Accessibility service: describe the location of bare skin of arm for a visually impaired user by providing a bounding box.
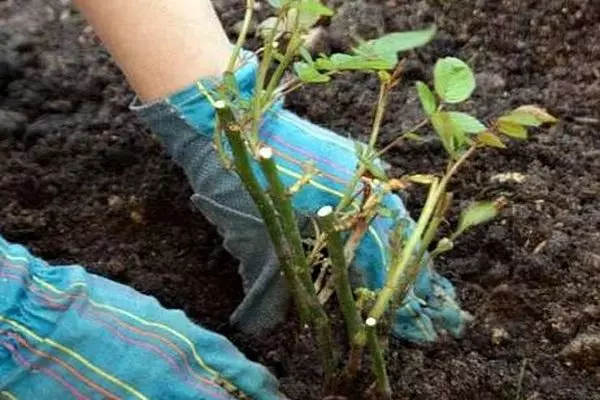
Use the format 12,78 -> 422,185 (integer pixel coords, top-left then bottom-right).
73,0 -> 233,102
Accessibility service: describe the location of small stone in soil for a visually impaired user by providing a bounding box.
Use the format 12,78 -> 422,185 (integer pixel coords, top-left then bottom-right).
491,327 -> 510,345
0,109 -> 27,139
476,72 -> 507,93
560,332 -> 600,368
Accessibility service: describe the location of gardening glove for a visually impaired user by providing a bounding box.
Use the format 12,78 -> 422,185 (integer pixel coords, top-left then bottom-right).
0,235 -> 284,399
131,52 -> 469,342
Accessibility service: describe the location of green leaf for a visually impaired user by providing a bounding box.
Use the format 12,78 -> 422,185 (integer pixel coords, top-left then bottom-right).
314,55 -> 334,70
287,0 -> 333,30
448,112 -> 486,133
403,132 -> 422,142
434,57 -> 476,103
514,105 -> 558,123
499,105 -> 558,127
355,26 -> 436,66
299,46 -> 314,64
327,53 -> 395,71
476,131 -> 506,148
430,111 -> 466,155
498,113 -> 540,127
286,8 -> 317,30
408,174 -> 437,184
293,62 -> 331,83
497,120 -> 528,139
416,81 -> 436,115
430,237 -> 454,258
454,199 -> 505,237
257,17 -> 281,40
298,0 -> 334,17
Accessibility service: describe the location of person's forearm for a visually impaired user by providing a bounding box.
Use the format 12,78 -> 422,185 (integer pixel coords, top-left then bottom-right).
74,0 -> 233,101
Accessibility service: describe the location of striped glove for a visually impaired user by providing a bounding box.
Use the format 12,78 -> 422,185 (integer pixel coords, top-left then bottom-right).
0,236 -> 284,400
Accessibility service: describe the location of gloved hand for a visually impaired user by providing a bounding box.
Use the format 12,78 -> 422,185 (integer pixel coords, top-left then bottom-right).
132,52 -> 469,342
0,235 -> 284,400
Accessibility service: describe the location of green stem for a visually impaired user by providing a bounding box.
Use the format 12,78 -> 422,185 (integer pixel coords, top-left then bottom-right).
317,206 -> 363,344
368,83 -> 388,149
376,118 -> 428,157
347,341 -> 364,378
258,147 -> 308,276
391,192 -> 452,307
415,192 -> 452,264
369,178 -> 441,320
263,36 -> 303,101
366,320 -> 391,399
337,82 -> 390,213
251,15 -> 283,141
227,0 -> 255,73
258,147 -> 337,379
215,104 -> 311,322
263,0 -> 303,100
369,145 -> 477,321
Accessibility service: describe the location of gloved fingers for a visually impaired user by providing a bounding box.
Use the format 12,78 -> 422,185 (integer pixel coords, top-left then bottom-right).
0,236 -> 284,400
391,291 -> 469,343
400,265 -> 470,340
391,296 -> 437,343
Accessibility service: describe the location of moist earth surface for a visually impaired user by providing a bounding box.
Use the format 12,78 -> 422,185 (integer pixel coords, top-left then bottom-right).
1,0 -> 599,399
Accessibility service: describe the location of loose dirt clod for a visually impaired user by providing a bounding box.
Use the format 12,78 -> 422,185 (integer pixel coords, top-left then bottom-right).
560,332 -> 600,368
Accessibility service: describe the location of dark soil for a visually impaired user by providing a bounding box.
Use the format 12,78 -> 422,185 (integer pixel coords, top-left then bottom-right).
1,0 -> 599,399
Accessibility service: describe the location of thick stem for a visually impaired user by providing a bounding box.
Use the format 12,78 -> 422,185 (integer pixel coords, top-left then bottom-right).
317,206 -> 363,343
366,318 -> 391,399
216,104 -> 311,323
347,343 -> 364,378
258,147 -> 337,379
258,147 -> 308,276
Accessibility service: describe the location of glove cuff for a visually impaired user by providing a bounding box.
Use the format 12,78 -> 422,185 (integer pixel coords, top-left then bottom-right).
130,50 -> 259,136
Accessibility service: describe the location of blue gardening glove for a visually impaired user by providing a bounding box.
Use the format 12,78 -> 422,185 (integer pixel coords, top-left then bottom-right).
0,236 -> 284,400
132,52 -> 469,342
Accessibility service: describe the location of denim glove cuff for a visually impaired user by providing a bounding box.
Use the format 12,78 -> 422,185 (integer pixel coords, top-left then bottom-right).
131,50 -> 258,136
